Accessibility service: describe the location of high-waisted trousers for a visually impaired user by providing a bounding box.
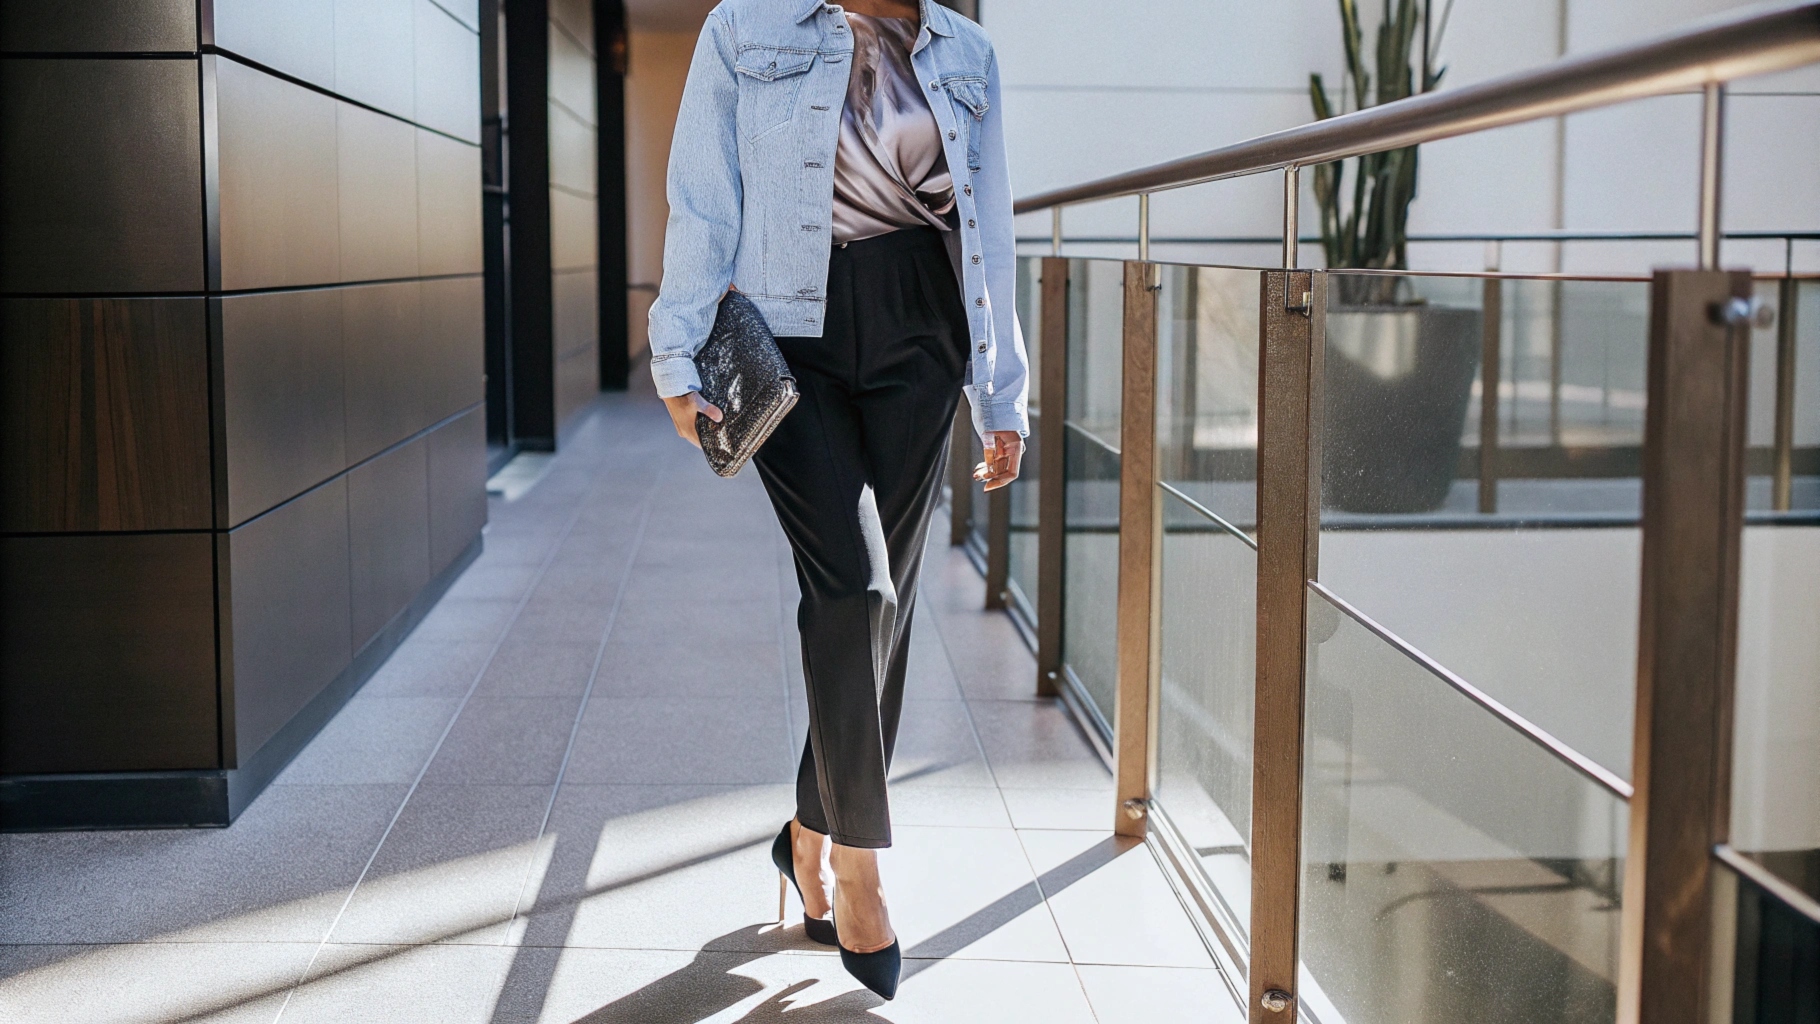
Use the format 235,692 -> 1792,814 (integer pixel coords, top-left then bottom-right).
753,227 -> 968,849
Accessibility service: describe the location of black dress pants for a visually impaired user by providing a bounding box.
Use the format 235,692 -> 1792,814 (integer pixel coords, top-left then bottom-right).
753,227 -> 969,849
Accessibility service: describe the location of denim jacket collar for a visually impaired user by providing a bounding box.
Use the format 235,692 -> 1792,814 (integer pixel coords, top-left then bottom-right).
791,0 -> 956,37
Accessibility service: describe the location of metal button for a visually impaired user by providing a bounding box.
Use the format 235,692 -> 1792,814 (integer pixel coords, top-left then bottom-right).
930,81 -> 939,91
947,129 -> 956,140
976,341 -> 987,353
967,219 -> 975,228
963,184 -> 972,196
971,254 -> 981,264
975,297 -> 985,307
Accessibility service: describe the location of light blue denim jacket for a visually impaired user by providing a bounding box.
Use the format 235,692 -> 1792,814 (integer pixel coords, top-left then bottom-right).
646,0 -> 1029,438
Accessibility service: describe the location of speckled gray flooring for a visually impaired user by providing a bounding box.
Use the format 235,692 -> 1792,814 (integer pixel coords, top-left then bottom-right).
0,384 -> 1235,1024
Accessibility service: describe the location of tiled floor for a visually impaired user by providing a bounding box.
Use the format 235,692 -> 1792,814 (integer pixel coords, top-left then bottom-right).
0,387 -> 1239,1024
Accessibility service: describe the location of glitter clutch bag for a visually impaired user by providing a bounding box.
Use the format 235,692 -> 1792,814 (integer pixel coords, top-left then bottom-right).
694,291 -> 798,478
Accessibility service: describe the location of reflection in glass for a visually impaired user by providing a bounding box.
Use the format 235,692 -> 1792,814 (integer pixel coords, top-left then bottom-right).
1157,265 -> 1261,527
1061,259 -> 1124,733
1156,487 -> 1256,939
1299,585 -> 1627,1024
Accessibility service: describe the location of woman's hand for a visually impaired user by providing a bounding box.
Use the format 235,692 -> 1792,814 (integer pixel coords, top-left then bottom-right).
974,431 -> 1024,491
662,391 -> 724,449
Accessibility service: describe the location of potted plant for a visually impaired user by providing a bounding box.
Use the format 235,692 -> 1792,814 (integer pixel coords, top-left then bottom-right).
1310,0 -> 1482,514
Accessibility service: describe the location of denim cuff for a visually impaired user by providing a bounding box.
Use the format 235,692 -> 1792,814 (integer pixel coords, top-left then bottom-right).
649,353 -> 702,398
978,400 -> 1028,437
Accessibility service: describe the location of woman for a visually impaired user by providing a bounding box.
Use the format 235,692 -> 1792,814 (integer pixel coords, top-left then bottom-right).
646,0 -> 1027,1001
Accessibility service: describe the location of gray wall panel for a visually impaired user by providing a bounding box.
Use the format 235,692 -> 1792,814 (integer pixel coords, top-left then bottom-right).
548,103 -> 596,197
548,0 -> 595,121
556,339 -> 598,431
414,0 -> 481,143
217,58 -> 340,291
224,476 -> 352,765
220,289 -> 347,526
550,187 -> 597,272
552,267 -> 598,358
426,408 -> 486,576
210,0 -> 333,87
347,437 -> 430,649
417,130 -> 483,276
334,0 -> 416,121
429,0 -> 480,33
1,533 -> 218,774
1,0 -> 197,53
0,60 -> 203,294
338,102 -> 421,283
342,281 -> 427,462
421,276 -> 486,422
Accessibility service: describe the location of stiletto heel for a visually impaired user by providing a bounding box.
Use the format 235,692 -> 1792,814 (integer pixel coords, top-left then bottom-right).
770,821 -> 837,945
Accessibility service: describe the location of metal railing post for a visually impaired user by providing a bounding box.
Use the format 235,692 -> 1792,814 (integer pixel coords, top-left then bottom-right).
1618,267 -> 1752,1024
1480,274 -> 1504,514
1773,252 -> 1798,511
1698,83 -> 1727,271
1113,258 -> 1162,839
1035,257 -> 1069,697
949,404 -> 973,546
1249,268 -> 1325,1024
984,484 -> 1010,609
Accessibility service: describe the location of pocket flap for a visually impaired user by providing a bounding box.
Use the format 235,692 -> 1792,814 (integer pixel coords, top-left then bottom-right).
736,47 -> 816,82
943,77 -> 989,118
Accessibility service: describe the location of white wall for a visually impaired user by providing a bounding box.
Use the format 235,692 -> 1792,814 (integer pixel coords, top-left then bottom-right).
985,0 -> 1820,275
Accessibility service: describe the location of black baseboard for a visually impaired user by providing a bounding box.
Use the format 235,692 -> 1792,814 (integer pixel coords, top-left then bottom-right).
0,534 -> 484,832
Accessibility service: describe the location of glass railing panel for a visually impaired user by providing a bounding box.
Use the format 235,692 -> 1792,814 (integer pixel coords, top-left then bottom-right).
1320,271 -> 1647,784
1744,275 -> 1820,513
1299,584 -> 1628,1024
1732,273 -> 1820,899
1061,258 -> 1125,732
1156,485 -> 1256,940
1157,264 -> 1261,527
1006,256 -> 1045,623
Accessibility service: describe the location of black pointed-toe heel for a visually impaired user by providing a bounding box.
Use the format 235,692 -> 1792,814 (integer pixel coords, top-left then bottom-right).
770,821 -> 837,945
838,935 -> 902,1001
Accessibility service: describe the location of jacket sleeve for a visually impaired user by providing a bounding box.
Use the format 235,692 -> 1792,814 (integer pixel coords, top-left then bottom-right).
645,9 -> 742,398
971,48 -> 1030,438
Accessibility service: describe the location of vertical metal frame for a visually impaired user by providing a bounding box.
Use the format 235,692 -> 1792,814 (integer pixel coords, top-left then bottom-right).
1113,259 -> 1162,839
949,405 -> 973,546
1479,277 -> 1503,514
1249,268 -> 1325,1023
1618,268 -> 1752,1024
984,486 -> 1010,609
1035,257 -> 1069,697
1773,271 -> 1799,512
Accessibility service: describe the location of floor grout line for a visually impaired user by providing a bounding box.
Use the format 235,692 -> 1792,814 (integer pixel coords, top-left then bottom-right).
267,406 -> 621,1024
502,456 -> 665,933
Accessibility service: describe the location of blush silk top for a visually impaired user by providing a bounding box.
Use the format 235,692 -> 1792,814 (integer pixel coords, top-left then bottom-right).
830,14 -> 956,243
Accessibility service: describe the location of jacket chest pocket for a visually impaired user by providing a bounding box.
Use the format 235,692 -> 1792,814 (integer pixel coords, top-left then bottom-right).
735,47 -> 816,141
943,76 -> 988,172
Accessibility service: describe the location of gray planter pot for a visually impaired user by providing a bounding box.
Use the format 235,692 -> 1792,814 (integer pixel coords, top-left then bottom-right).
1323,304 -> 1483,513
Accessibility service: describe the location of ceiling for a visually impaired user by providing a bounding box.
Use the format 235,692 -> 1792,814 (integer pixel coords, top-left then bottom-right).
625,0 -> 720,33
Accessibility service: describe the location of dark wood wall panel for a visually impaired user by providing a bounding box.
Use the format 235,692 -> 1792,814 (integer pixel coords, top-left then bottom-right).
415,0 -> 482,142
0,0 -> 197,53
0,533 -> 218,773
1,298 -> 212,533
427,407 -> 487,576
348,438 -> 431,649
338,103 -> 421,283
0,60 -> 203,294
218,290 -> 347,526
421,276 -> 487,423
417,130 -> 484,276
222,477 -> 352,766
216,57 -> 340,291
343,281 -> 429,462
